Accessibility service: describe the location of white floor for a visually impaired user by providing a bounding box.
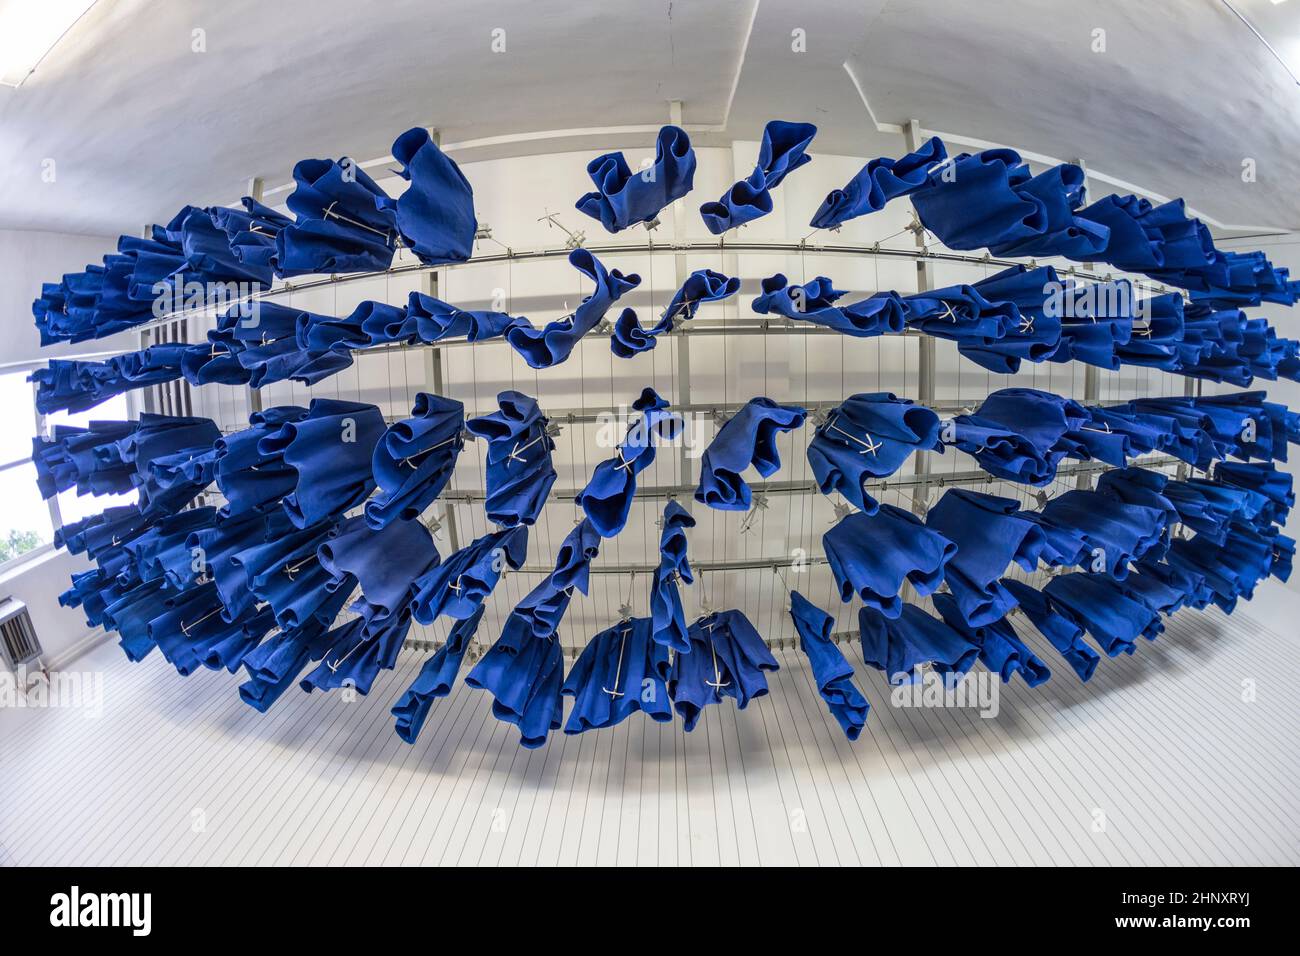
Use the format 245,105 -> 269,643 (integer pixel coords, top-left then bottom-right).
2,588 -> 1298,866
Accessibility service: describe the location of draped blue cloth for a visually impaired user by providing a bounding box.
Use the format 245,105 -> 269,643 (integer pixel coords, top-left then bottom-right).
32,351 -> 190,414
465,390 -> 557,526
695,397 -> 807,510
103,579 -> 170,662
55,504 -> 152,557
810,136 -> 946,229
179,509 -> 294,615
932,592 -> 1051,687
902,282 -> 1020,350
260,398 -> 386,529
276,158 -> 396,276
858,604 -> 980,685
1043,280 -> 1135,370
649,500 -> 695,652
668,609 -> 778,731
1115,293 -> 1185,370
506,249 -> 640,367
1043,573 -> 1163,654
824,505 -> 955,616
577,388 -> 681,536
576,125 -> 696,232
214,406 -> 308,519
807,392 -> 940,513
1000,577 -> 1099,681
118,507 -> 215,587
373,127 -> 477,264
562,617 -> 673,733
925,489 -> 1051,626
957,265 -> 1063,373
701,120 -> 816,233
391,606 -> 485,743
513,518 -> 601,639
228,518 -> 344,629
365,392 -> 465,528
299,610 -> 413,695
200,605 -> 277,674
318,516 -> 439,624
790,591 -> 869,739
1214,461 -> 1294,526
148,582 -> 247,677
948,388 -> 1089,485
1035,488 -> 1170,578
174,205 -> 274,287
237,595 -> 349,712
751,274 -> 907,338
296,300 -> 412,352
33,420 -> 138,499
610,268 -> 739,356
465,611 -> 565,748
411,526 -> 529,624
211,197 -> 291,277
183,302 -> 355,389
406,291 -> 523,343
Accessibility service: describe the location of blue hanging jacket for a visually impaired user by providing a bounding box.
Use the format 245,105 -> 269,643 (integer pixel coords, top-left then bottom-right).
33,420 -> 138,499
931,592 -> 1051,687
465,611 -> 565,749
259,398 -> 386,529
577,388 -> 682,536
695,397 -> 807,510
299,610 -> 413,695
701,120 -> 817,233
102,579 -> 170,662
1044,573 -> 1162,655
925,489 -> 1052,627
810,136 -> 946,229
1043,279 -> 1135,369
174,205 -> 274,287
407,290 -> 524,343
178,509 -> 293,613
790,591 -> 870,739
149,583 -> 253,677
366,392 -> 465,528
411,526 -> 529,624
956,265 -> 1064,373
318,516 -> 439,624
214,406 -> 309,520
465,390 -> 558,526
611,268 -> 739,356
200,605 -> 278,674
824,505 -> 956,616
807,392 -> 940,513
576,125 -> 697,232
211,197 -> 291,276
751,274 -> 907,337
275,157 -> 396,276
1115,293 -> 1185,370
947,388 -> 1089,485
1000,577 -> 1099,681
391,606 -> 485,743
857,604 -> 980,685
227,517 -> 344,628
1034,488 -> 1169,579
506,248 -> 640,367
237,593 -> 349,712
649,500 -> 695,652
296,300 -> 410,352
374,127 -> 477,264
513,518 -> 601,639
562,617 -> 673,733
668,609 -> 779,731
56,504 -> 152,557
902,282 -> 1020,349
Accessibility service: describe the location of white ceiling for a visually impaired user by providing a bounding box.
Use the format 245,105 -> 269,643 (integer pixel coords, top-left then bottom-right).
1,0 -> 1298,236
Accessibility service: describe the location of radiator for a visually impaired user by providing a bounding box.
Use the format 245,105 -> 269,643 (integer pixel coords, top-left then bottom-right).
0,597 -> 43,671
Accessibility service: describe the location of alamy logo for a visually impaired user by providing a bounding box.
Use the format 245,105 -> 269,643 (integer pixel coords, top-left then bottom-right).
49,886 -> 151,936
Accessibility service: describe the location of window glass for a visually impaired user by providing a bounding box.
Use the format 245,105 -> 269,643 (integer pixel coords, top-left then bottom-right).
0,462 -> 54,565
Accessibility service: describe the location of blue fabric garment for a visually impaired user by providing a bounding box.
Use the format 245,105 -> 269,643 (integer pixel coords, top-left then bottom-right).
925,489 -> 1051,626
200,605 -> 278,674
1042,280 -> 1135,370
259,398 -> 386,529
102,579 -> 171,661
956,265 -> 1064,373
649,500 -> 695,652
465,390 -> 557,526
178,509 -> 292,614
1035,489 -> 1169,579
275,157 -> 396,276
576,125 -> 697,232
947,388 -> 1090,485
1000,577 -> 1099,681
391,606 -> 485,743
577,388 -> 682,536
506,248 -> 640,368
695,397 -> 807,510
790,591 -> 869,739
229,518 -> 344,629
701,120 -> 817,233
213,406 -> 308,520
299,610 -> 413,695
668,609 -> 779,731
610,268 -> 739,356
810,136 -> 946,229
55,504 -> 152,557
149,583 -> 258,677
1214,461 -> 1294,526
237,599 -> 348,712
562,617 -> 673,733
373,127 -> 477,265
931,592 -> 1051,687
365,392 -> 465,528
1044,572 -> 1163,654
824,505 -> 956,616
411,526 -> 529,624
465,611 -> 565,749
513,518 -> 602,639
1115,293 -> 1185,370
33,420 -> 138,499
406,290 -> 523,343
902,282 -> 1020,350
296,300 -> 410,352
211,197 -> 291,275
318,516 -> 439,624
174,205 -> 274,287
857,604 -> 980,685
807,393 -> 941,513
750,274 -> 907,338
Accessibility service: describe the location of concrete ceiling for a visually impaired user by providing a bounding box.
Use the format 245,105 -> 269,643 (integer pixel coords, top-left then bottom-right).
1,0 -> 1297,237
